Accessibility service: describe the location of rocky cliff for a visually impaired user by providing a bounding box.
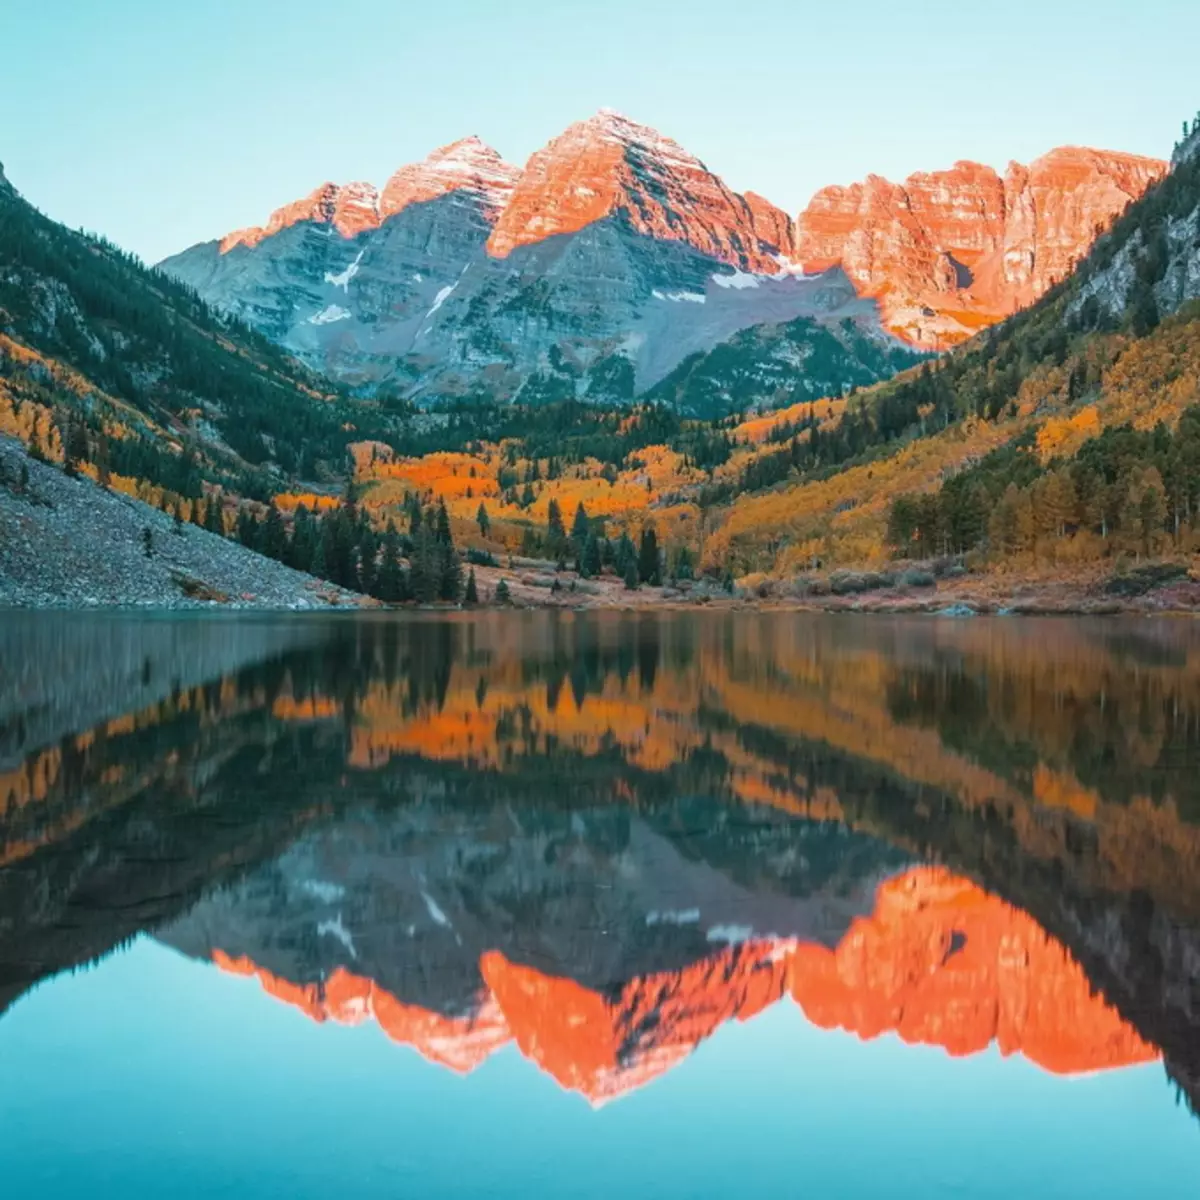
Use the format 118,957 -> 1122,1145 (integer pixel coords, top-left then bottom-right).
796,148 -> 1167,347
159,113 -> 1165,408
157,114 -> 904,410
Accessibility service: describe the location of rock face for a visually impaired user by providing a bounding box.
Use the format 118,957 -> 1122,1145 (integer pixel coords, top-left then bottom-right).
796,148 -> 1167,346
157,114 -> 897,411
159,114 -> 1165,404
380,135 -> 520,222
220,181 -> 382,253
487,110 -> 793,271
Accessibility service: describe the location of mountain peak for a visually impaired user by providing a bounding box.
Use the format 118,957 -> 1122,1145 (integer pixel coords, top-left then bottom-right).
486,111 -> 790,270
379,136 -> 520,222
220,180 -> 381,253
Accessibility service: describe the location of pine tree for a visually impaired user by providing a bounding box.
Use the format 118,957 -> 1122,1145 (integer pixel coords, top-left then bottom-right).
261,503 -> 286,561
638,522 -> 661,586
615,532 -> 636,577
205,493 -> 224,536
142,526 -> 153,558
410,525 -> 439,603
495,578 -> 511,604
571,501 -> 590,547
376,520 -> 406,603
547,498 -> 565,556
581,532 -> 602,579
623,558 -> 640,590
476,502 -> 491,537
464,567 -> 479,605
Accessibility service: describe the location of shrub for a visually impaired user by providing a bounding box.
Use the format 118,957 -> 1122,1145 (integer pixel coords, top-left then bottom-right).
1104,562 -> 1189,596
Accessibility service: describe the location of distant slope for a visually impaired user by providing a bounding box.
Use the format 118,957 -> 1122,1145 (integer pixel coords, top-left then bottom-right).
0,162 -> 390,496
703,130 -> 1200,575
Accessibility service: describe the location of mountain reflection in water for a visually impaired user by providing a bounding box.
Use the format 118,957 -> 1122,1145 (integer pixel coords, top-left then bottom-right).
1,611 -> 1198,1136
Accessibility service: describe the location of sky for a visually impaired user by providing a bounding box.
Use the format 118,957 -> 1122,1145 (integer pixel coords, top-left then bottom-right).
1,937 -> 1195,1197
3,0 -> 1199,264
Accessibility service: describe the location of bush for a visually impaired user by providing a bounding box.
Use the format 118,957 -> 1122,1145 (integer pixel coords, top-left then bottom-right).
1103,562 -> 1189,597
829,570 -> 894,596
899,568 -> 937,589
466,548 -> 497,567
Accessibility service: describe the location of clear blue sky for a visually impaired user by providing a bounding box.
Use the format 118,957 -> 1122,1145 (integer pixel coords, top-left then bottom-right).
2,938 -> 1196,1197
3,0 -> 1198,264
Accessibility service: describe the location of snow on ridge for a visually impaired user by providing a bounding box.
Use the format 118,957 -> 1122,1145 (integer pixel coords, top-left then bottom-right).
652,289 -> 706,304
712,269 -> 761,291
325,249 -> 365,292
645,908 -> 702,926
309,304 -> 352,325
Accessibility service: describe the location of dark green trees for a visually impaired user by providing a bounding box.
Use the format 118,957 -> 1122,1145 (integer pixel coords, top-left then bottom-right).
638,523 -> 661,586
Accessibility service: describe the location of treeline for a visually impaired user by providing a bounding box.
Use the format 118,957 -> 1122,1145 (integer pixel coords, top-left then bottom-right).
235,496 -> 468,604
887,406 -> 1200,561
508,497 -> 683,588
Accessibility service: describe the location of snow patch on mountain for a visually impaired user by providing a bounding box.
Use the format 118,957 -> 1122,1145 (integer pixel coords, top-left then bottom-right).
309,304 -> 352,325
326,249 -> 365,292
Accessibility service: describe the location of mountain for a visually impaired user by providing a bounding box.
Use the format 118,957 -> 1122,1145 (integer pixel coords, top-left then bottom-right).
159,113 -> 1163,415
168,853 -> 1156,1104
156,114 -> 903,411
485,109 -> 793,270
796,148 -> 1166,347
0,160 -> 391,497
703,124 -> 1200,579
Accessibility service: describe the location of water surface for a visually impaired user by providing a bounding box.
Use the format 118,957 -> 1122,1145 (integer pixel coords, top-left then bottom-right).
1,611 -> 1197,1196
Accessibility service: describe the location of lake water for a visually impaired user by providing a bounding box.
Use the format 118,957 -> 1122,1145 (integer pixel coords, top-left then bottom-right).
1,611 -> 1197,1197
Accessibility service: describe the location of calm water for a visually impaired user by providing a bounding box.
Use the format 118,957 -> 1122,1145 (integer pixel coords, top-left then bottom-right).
0,611 -> 1197,1197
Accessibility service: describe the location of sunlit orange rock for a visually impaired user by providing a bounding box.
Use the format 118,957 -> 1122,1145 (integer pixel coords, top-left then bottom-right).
221,181 -> 381,253
788,867 -> 1158,1074
211,866 -> 1157,1099
486,109 -> 794,272
795,147 -> 1166,347
380,136 -> 521,223
210,953 -> 510,1074
479,942 -> 790,1104
218,137 -> 519,255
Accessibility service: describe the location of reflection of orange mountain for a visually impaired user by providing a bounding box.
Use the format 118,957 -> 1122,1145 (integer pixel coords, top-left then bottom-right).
479,942 -> 788,1104
790,868 -> 1156,1076
211,867 -> 1156,1103
213,951 -> 510,1074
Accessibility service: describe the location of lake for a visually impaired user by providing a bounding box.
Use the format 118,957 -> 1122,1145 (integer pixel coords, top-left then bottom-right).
1,610 -> 1197,1197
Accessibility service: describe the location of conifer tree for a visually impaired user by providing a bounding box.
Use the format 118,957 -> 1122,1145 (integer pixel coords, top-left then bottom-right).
261,503 -> 286,561
465,568 -> 479,605
638,522 -> 661,586
376,519 -> 406,603
410,524 -> 439,603
571,501 -> 590,547
476,502 -> 491,537
580,532 -> 602,579
546,498 -> 566,556
205,493 -> 224,537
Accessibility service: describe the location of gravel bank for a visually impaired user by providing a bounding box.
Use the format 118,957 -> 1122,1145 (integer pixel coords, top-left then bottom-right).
0,436 -> 361,610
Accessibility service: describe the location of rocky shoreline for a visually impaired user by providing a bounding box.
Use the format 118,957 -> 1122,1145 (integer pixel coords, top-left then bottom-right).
4,436 -> 1197,618
0,437 -> 360,611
